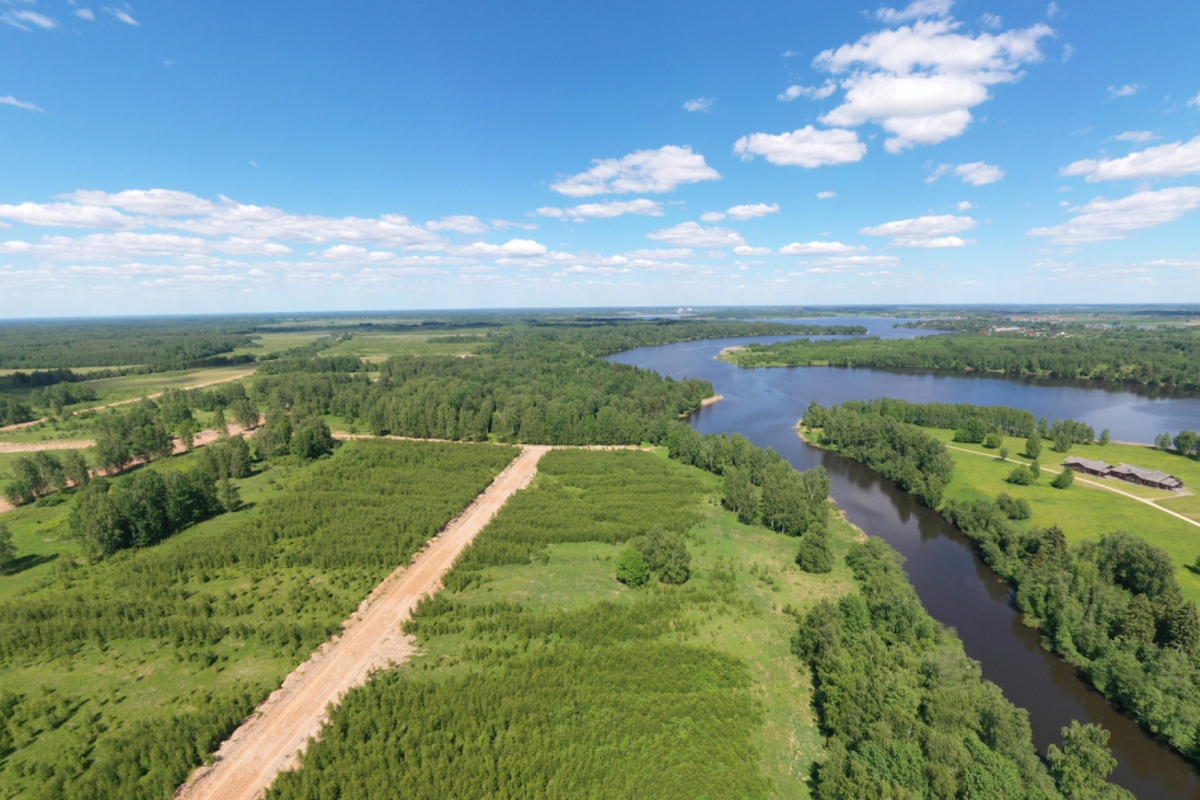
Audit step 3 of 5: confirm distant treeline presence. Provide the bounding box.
[0,320,258,369]
[727,328,1200,387]
[946,497,1200,765]
[255,356,367,375]
[798,537,1131,799]
[803,401,955,507]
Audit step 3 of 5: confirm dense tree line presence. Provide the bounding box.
[944,497,1200,763]
[3,449,90,505]
[245,332,718,447]
[797,537,1131,799]
[729,328,1200,387]
[0,394,34,426]
[0,320,257,369]
[28,382,99,415]
[0,440,517,799]
[0,367,90,391]
[820,397,1039,437]
[70,469,227,560]
[1156,429,1200,458]
[803,402,954,507]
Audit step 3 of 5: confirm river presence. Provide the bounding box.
[609,317,1200,799]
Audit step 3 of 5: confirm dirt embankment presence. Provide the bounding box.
[175,445,549,800]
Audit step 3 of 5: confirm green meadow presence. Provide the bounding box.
[920,428,1200,602]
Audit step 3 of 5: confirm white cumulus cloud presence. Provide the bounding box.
[814,17,1053,152]
[817,191,838,199]
[733,245,772,255]
[456,239,548,257]
[875,0,953,24]
[780,241,866,255]
[861,214,976,246]
[63,189,218,216]
[778,81,837,101]
[954,161,1005,185]
[550,145,720,197]
[700,211,726,222]
[733,126,866,168]
[425,215,489,234]
[646,222,746,248]
[1028,187,1200,244]
[725,203,780,221]
[1061,134,1200,181]
[534,199,665,221]
[683,97,714,112]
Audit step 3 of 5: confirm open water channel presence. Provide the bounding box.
[610,317,1200,799]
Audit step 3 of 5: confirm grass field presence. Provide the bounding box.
[225,331,330,358]
[270,449,860,800]
[320,330,489,360]
[917,428,1200,602]
[0,440,518,800]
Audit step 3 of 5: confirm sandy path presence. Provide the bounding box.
[943,444,1200,530]
[0,440,96,453]
[0,367,258,434]
[175,444,549,800]
[0,420,261,516]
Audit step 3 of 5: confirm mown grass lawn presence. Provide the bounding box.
[922,428,1200,603]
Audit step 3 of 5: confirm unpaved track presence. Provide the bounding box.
[175,445,549,800]
[0,366,258,434]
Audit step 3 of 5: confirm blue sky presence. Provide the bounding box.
[1,0,1198,316]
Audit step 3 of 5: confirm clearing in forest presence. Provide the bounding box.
[265,448,862,800]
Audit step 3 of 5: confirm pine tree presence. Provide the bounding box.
[0,523,15,575]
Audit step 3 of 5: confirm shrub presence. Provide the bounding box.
[1051,467,1075,490]
[615,547,650,587]
[953,417,989,444]
[996,493,1032,520]
[1007,466,1037,486]
[795,531,833,574]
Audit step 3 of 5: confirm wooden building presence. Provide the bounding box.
[1061,456,1184,490]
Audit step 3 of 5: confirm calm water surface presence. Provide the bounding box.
[610,318,1200,799]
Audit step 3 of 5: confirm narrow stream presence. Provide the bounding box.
[611,320,1200,798]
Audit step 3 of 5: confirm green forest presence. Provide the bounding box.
[724,328,1200,388]
[799,538,1130,799]
[0,440,515,800]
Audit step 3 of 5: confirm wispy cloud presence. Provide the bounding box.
[1,8,58,30]
[0,95,46,113]
[103,5,140,26]
[550,145,720,197]
[683,97,714,113]
[1107,83,1143,98]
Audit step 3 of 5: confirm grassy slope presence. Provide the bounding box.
[922,429,1200,602]
[278,449,859,799]
[0,440,517,800]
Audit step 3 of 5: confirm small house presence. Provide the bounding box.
[1108,463,1184,491]
[1062,456,1112,478]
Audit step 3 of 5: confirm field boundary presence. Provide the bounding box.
[174,444,549,800]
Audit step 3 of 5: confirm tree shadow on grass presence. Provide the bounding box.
[3,551,58,576]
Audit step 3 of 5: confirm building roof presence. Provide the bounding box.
[1110,463,1182,486]
[1063,456,1111,473]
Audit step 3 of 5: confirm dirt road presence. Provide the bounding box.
[175,445,549,800]
[0,366,258,434]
